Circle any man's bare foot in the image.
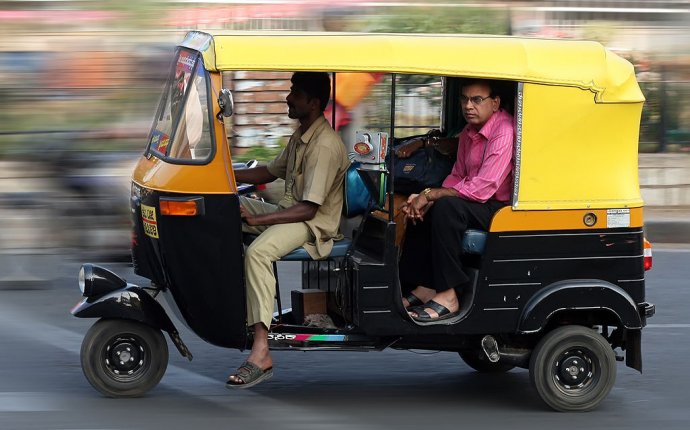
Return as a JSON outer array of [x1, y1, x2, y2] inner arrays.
[[228, 323, 273, 385], [247, 349, 273, 371]]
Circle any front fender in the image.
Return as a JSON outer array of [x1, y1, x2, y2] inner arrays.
[[519, 279, 642, 334], [71, 285, 176, 334]]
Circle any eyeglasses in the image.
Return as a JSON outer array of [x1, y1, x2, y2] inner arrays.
[[460, 95, 493, 105]]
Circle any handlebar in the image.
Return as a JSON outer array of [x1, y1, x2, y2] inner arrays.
[[233, 159, 260, 195]]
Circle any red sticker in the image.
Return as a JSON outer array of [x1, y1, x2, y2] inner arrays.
[[354, 141, 372, 155]]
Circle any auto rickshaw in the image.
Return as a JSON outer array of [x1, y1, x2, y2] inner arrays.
[[71, 30, 655, 411]]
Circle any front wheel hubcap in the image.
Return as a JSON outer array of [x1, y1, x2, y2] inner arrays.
[[103, 337, 147, 380]]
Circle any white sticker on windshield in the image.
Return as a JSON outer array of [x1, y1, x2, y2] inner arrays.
[[607, 209, 630, 228]]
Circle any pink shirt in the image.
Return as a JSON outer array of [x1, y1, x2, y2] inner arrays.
[[442, 109, 514, 203]]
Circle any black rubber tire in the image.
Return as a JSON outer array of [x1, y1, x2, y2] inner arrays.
[[459, 350, 515, 373], [529, 325, 616, 412], [80, 319, 168, 398]]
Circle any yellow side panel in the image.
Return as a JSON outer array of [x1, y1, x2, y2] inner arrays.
[[515, 84, 644, 210], [490, 206, 644, 232]]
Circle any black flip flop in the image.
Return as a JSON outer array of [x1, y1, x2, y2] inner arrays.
[[412, 300, 460, 322]]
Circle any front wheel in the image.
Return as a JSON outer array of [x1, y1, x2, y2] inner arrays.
[[80, 319, 169, 398], [529, 325, 616, 412]]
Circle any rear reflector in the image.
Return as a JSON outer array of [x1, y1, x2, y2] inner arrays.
[[643, 238, 653, 271], [160, 199, 200, 216]]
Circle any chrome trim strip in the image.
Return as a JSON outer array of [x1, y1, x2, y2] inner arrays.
[[488, 282, 542, 287], [494, 254, 643, 263], [483, 307, 519, 311], [617, 278, 645, 283], [362, 310, 391, 314], [512, 82, 523, 209], [647, 324, 690, 328], [362, 286, 389, 290]]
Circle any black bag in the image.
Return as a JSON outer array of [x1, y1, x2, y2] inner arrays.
[[392, 142, 455, 194]]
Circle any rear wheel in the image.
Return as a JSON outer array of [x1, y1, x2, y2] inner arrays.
[[80, 319, 168, 398], [529, 325, 616, 412], [459, 350, 515, 373]]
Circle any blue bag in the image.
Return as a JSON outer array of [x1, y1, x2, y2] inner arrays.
[[342, 162, 372, 217]]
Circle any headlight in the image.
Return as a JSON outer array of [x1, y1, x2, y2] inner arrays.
[[79, 264, 127, 298], [78, 266, 86, 294]]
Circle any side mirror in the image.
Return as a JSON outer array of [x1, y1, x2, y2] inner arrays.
[[218, 88, 234, 117]]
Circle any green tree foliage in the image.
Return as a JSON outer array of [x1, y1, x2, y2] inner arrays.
[[581, 21, 619, 46], [365, 6, 510, 35]]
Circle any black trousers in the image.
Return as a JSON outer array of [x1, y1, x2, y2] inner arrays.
[[399, 197, 506, 295]]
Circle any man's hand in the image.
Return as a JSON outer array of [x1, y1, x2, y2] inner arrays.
[[400, 193, 431, 224], [408, 193, 430, 221], [240, 204, 259, 226]]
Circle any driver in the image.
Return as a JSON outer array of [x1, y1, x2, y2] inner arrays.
[[226, 72, 350, 388]]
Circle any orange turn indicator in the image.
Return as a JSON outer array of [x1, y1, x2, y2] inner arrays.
[[160, 199, 200, 216]]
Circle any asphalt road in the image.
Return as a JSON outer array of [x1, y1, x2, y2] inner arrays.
[[1, 248, 689, 430]]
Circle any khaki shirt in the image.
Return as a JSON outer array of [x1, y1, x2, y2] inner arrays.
[[267, 115, 350, 259]]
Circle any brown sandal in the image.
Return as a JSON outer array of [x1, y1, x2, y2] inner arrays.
[[225, 361, 273, 389]]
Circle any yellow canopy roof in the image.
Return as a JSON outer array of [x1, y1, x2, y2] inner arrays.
[[180, 30, 643, 104]]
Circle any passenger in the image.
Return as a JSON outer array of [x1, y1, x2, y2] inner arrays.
[[395, 79, 514, 159], [227, 72, 350, 388], [399, 79, 514, 322]]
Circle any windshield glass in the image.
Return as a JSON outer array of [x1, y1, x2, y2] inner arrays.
[[148, 48, 213, 162]]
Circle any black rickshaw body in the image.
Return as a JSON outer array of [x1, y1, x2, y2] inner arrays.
[[71, 31, 654, 410]]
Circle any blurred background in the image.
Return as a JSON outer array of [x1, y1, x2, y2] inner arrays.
[[0, 0, 688, 288]]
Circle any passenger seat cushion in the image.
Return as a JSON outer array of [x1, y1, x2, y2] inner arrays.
[[279, 239, 351, 261]]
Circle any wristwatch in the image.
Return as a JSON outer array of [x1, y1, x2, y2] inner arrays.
[[422, 187, 432, 200]]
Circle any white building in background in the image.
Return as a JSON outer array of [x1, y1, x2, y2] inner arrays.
[[510, 0, 690, 57]]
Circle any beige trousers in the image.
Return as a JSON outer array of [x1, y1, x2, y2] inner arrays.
[[240, 197, 313, 329]]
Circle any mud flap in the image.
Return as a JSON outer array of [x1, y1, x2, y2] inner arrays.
[[625, 329, 642, 372]]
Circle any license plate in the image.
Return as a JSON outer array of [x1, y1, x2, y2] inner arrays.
[[141, 204, 159, 238]]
